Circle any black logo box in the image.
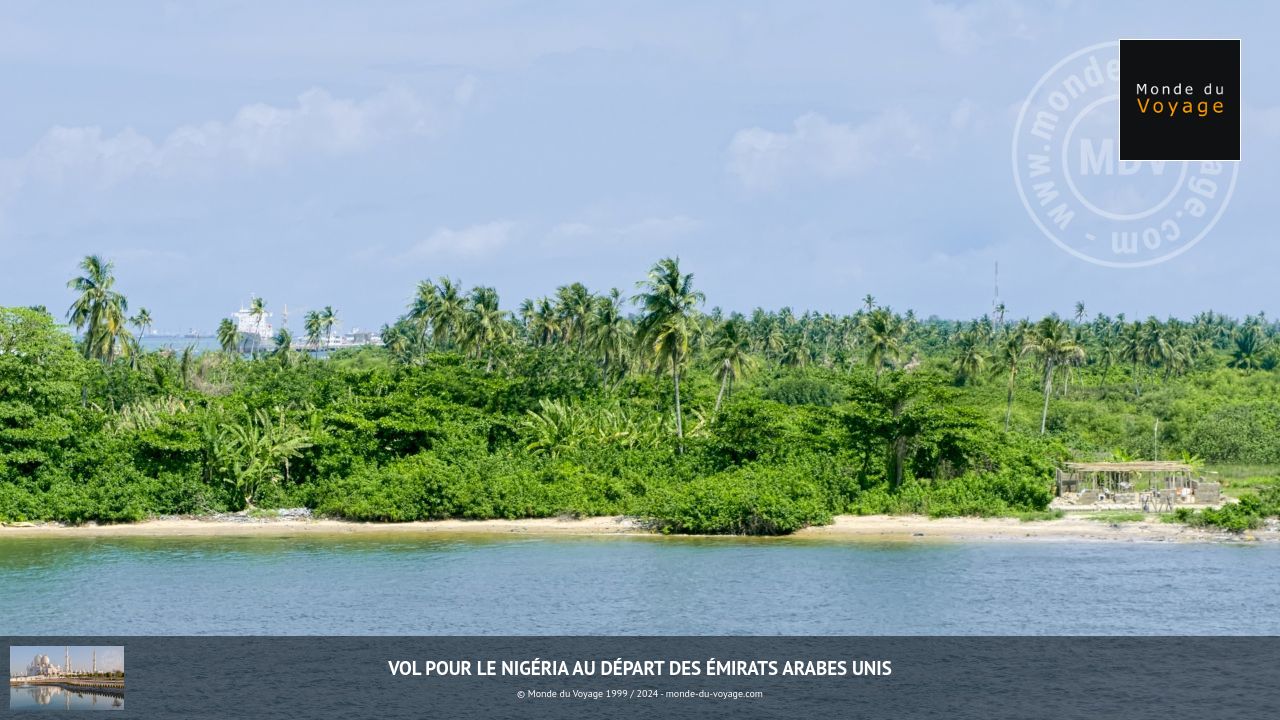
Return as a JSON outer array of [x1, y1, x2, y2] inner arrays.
[[1119, 39, 1240, 161]]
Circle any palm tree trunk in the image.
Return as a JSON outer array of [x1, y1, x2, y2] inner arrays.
[[1004, 367, 1016, 431], [1040, 360, 1055, 434], [892, 436, 907, 488], [889, 399, 907, 488], [714, 361, 729, 414], [672, 356, 684, 450]]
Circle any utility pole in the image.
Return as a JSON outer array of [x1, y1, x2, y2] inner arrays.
[[993, 261, 1000, 315]]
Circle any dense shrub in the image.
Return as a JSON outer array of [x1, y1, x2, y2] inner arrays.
[[314, 452, 629, 522], [645, 464, 833, 535], [1173, 487, 1280, 532], [702, 398, 799, 467], [1184, 404, 1280, 464], [848, 471, 1053, 518], [763, 376, 847, 407]]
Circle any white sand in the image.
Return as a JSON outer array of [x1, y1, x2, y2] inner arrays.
[[1, 513, 1273, 542]]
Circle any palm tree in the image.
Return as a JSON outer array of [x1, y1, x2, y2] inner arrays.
[[1140, 317, 1173, 380], [779, 338, 810, 368], [762, 322, 785, 359], [555, 282, 595, 346], [130, 307, 153, 337], [588, 289, 629, 379], [303, 310, 324, 351], [217, 318, 240, 354], [271, 328, 296, 366], [709, 318, 756, 413], [179, 345, 194, 389], [462, 286, 511, 370], [859, 307, 906, 382], [408, 279, 437, 346], [320, 306, 338, 348], [997, 322, 1028, 430], [1073, 301, 1087, 324], [633, 257, 704, 447], [1094, 321, 1120, 388], [431, 278, 466, 348], [1228, 324, 1270, 371], [952, 329, 988, 385], [1025, 316, 1084, 434], [381, 323, 411, 358], [526, 297, 559, 346], [248, 297, 267, 353], [1119, 321, 1149, 395], [66, 254, 132, 362]]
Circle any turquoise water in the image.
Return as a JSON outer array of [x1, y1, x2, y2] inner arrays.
[[1, 535, 1277, 635]]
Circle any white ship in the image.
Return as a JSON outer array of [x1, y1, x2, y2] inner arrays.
[[233, 300, 273, 348], [227, 298, 381, 351]]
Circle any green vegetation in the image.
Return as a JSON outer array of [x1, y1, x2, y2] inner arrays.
[[1085, 511, 1149, 523], [1171, 488, 1280, 533], [3, 255, 1280, 534], [1010, 510, 1064, 522]]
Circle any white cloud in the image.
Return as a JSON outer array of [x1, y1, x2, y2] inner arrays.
[[1247, 105, 1280, 140], [926, 1, 1045, 55], [405, 221, 516, 260], [949, 98, 978, 131], [4, 86, 442, 194], [726, 111, 927, 191], [453, 75, 478, 107], [548, 214, 699, 244], [927, 3, 984, 55]]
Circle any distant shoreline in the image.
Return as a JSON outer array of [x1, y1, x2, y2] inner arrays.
[[1, 514, 1274, 543]]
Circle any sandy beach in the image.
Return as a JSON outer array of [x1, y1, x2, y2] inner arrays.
[[1, 513, 1274, 543]]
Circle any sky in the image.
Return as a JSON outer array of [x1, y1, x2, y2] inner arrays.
[[9, 646, 124, 676], [0, 1, 1277, 334]]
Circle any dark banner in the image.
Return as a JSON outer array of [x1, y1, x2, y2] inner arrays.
[[5, 636, 1279, 719]]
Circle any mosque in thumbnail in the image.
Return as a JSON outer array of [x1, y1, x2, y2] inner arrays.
[[20, 648, 102, 677]]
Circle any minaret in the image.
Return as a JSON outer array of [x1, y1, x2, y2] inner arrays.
[[93, 649, 97, 674], [65, 647, 69, 676]]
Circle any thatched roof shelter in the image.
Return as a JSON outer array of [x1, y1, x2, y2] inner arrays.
[[1056, 460, 1199, 498], [1063, 461, 1192, 473]]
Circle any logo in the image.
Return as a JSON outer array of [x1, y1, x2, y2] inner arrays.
[[1012, 41, 1238, 268], [1119, 39, 1240, 161]]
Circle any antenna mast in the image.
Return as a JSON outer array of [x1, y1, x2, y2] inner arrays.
[[993, 261, 1000, 314]]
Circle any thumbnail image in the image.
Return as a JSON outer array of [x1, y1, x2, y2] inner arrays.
[[8, 647, 124, 712]]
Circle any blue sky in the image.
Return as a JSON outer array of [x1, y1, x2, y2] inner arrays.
[[9, 646, 124, 676], [0, 1, 1276, 333]]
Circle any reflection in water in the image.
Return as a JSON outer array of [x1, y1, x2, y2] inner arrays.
[[8, 684, 124, 711]]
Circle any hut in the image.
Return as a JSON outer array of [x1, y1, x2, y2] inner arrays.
[[1055, 461, 1216, 509]]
